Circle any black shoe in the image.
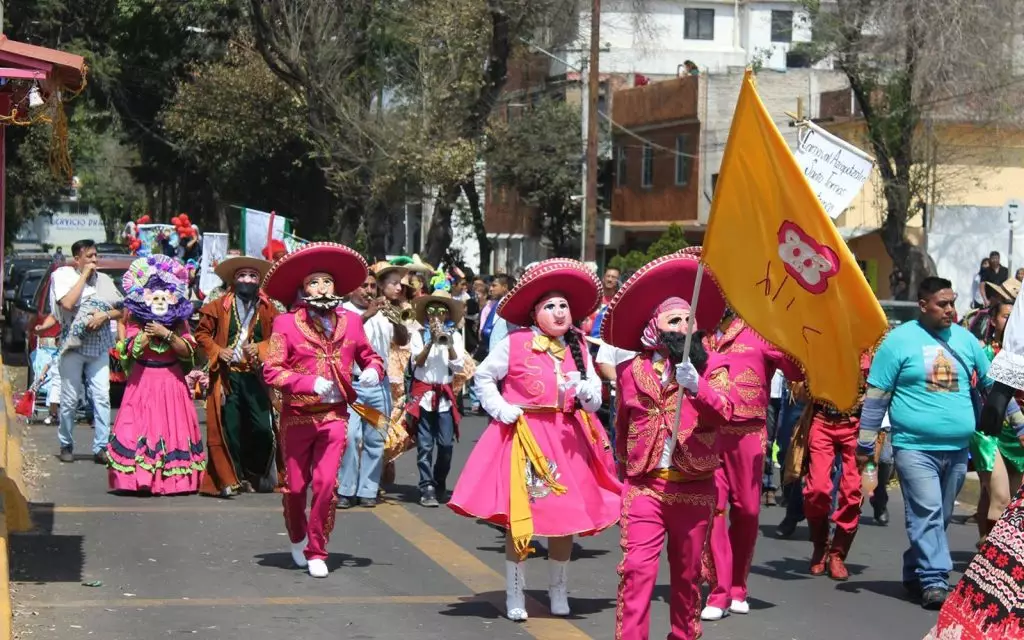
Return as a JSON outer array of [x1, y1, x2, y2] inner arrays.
[[93, 450, 109, 465], [337, 496, 355, 509], [870, 498, 889, 526], [921, 587, 948, 610], [58, 446, 74, 463], [903, 580, 924, 600], [419, 487, 439, 508], [776, 516, 799, 538], [359, 497, 378, 508]]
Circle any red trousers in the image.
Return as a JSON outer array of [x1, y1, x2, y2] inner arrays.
[[617, 476, 716, 640], [281, 417, 348, 561], [706, 429, 764, 609], [802, 415, 862, 533]]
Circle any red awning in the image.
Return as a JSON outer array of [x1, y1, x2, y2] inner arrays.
[[0, 36, 86, 90]]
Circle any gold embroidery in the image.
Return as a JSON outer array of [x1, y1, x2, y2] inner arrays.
[[705, 317, 745, 353], [734, 367, 761, 386], [723, 343, 753, 354], [695, 432, 717, 448], [737, 386, 760, 402], [733, 405, 768, 420], [708, 367, 730, 393], [721, 423, 766, 435]]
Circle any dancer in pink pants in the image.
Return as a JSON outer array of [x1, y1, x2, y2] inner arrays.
[[701, 312, 802, 620], [262, 243, 385, 579], [602, 249, 733, 640]]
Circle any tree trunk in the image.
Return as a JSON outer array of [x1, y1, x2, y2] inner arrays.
[[461, 179, 490, 273], [366, 199, 390, 262], [424, 182, 461, 265]]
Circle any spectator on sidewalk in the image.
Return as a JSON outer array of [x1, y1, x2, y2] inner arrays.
[[50, 239, 124, 464], [980, 251, 1010, 306]]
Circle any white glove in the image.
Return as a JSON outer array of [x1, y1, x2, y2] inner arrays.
[[358, 368, 380, 387], [675, 362, 700, 394], [313, 376, 335, 397], [575, 379, 603, 412], [495, 402, 524, 426]]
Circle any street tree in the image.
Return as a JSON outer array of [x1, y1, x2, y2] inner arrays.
[[802, 0, 1024, 299]]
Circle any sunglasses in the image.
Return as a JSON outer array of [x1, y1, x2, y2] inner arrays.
[[426, 306, 448, 316]]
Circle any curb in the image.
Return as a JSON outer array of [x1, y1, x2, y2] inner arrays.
[[0, 356, 32, 640]]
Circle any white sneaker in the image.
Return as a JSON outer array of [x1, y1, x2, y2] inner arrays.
[[729, 599, 750, 614], [505, 560, 528, 622], [548, 559, 570, 616], [701, 605, 726, 621], [290, 538, 308, 568], [307, 558, 329, 578]]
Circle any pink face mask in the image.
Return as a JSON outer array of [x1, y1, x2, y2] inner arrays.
[[641, 297, 692, 349], [533, 293, 572, 337]]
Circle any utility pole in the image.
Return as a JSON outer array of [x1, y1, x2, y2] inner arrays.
[[581, 0, 600, 263]]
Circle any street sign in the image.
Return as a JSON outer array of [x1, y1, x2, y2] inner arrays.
[[1006, 198, 1024, 228]]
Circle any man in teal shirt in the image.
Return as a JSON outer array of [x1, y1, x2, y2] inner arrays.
[[858, 277, 1024, 610]]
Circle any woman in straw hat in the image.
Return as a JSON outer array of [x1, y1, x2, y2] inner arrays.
[[601, 250, 732, 640], [448, 258, 621, 622], [926, 292, 1024, 640], [261, 243, 386, 579]]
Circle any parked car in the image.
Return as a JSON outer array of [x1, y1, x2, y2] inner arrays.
[[26, 255, 134, 407], [4, 255, 51, 319], [5, 268, 48, 350], [878, 300, 919, 327], [94, 243, 129, 255]]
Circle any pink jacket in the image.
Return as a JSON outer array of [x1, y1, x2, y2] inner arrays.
[[704, 317, 802, 431], [263, 306, 384, 428], [615, 354, 733, 481]]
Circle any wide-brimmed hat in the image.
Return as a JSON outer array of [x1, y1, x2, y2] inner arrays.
[[214, 256, 271, 285], [388, 254, 434, 277], [601, 247, 726, 352], [262, 242, 368, 303], [371, 260, 408, 281], [984, 278, 1021, 302], [413, 289, 465, 325], [497, 258, 601, 327]]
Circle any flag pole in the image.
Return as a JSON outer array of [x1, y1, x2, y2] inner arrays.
[[664, 262, 706, 455]]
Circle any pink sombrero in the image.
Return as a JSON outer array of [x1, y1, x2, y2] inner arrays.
[[262, 242, 368, 303], [496, 258, 601, 327], [601, 247, 726, 352]]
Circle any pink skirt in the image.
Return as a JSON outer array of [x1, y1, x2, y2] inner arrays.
[[448, 410, 621, 537], [107, 362, 206, 495]]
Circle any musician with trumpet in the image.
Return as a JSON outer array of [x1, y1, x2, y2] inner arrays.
[[407, 287, 466, 507]]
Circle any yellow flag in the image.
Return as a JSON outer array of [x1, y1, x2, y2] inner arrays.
[[702, 70, 886, 411]]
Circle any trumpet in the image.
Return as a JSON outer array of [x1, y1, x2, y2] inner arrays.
[[380, 299, 415, 325], [431, 319, 451, 346]]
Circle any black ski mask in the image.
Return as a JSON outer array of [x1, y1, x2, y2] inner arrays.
[[235, 281, 258, 301]]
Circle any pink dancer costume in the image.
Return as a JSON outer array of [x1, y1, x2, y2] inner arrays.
[[261, 243, 384, 578], [702, 315, 803, 619], [448, 258, 621, 622], [107, 255, 206, 495], [603, 249, 733, 640]]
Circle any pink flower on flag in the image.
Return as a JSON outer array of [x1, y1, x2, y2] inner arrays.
[[776, 221, 840, 294]]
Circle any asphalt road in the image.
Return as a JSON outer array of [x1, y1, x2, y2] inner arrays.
[[8, 399, 984, 640]]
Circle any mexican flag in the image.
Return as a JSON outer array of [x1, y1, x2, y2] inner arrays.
[[239, 207, 307, 257]]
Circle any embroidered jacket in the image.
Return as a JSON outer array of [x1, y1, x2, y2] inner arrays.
[[263, 306, 384, 428], [614, 354, 733, 480], [704, 317, 803, 430]]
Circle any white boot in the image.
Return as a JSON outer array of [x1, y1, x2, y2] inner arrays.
[[307, 558, 329, 578], [505, 560, 528, 622], [700, 605, 726, 621], [729, 599, 750, 614], [548, 559, 571, 616], [290, 537, 308, 568]]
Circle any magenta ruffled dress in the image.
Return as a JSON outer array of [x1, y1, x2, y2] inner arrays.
[[107, 324, 206, 494], [448, 329, 621, 537]]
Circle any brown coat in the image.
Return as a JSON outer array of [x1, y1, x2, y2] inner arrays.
[[194, 293, 279, 495]]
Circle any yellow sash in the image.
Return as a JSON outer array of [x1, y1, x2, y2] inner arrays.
[[509, 415, 567, 559]]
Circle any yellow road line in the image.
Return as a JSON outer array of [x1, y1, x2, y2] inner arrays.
[[374, 502, 593, 640], [24, 594, 474, 609]]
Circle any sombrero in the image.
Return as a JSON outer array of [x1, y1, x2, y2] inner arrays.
[[497, 258, 601, 327], [262, 242, 368, 304], [601, 247, 726, 352], [214, 256, 271, 285], [389, 254, 434, 277], [413, 289, 465, 325], [984, 278, 1021, 303], [371, 260, 408, 281]]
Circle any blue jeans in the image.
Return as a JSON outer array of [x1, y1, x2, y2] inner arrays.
[[58, 350, 110, 454], [894, 447, 968, 590], [416, 409, 455, 493], [338, 378, 392, 499], [872, 429, 894, 510], [776, 394, 807, 521]]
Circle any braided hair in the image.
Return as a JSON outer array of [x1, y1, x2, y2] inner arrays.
[[567, 329, 588, 381]]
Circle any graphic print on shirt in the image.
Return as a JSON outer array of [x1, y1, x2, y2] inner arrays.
[[923, 345, 959, 393]]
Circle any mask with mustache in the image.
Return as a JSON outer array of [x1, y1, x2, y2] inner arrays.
[[659, 330, 708, 373], [235, 282, 258, 301], [303, 293, 344, 311]]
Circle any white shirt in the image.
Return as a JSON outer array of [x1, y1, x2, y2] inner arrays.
[[596, 343, 637, 368], [474, 327, 601, 419], [410, 326, 466, 412], [49, 266, 118, 336], [770, 370, 785, 399], [343, 301, 393, 377]]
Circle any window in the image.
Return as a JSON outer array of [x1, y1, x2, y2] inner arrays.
[[641, 143, 654, 188], [684, 8, 715, 41], [616, 145, 627, 186], [771, 10, 793, 43], [675, 135, 693, 186]]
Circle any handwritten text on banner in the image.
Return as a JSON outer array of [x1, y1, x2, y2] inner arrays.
[[794, 122, 873, 219]]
